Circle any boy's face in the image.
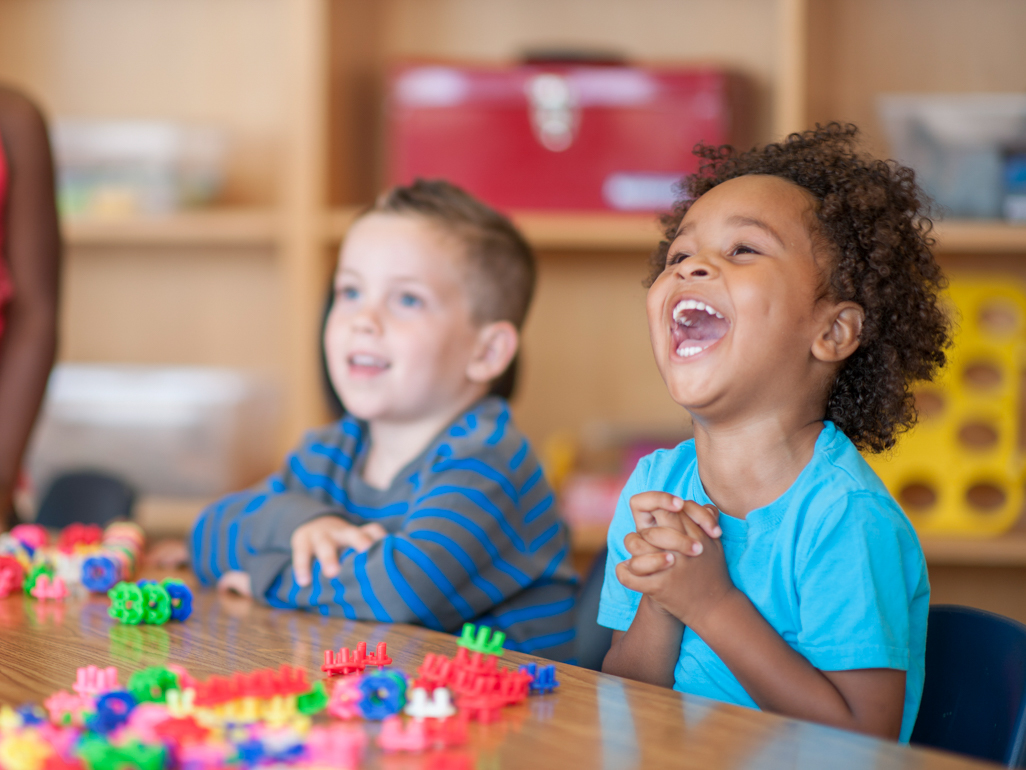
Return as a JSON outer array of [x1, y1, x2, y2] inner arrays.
[[325, 213, 486, 424], [647, 174, 844, 423]]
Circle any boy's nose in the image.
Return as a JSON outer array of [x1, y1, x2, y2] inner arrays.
[[351, 306, 384, 334]]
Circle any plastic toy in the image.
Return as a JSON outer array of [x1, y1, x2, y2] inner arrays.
[[152, 715, 210, 745], [378, 716, 433, 752], [296, 681, 328, 715], [87, 691, 136, 734], [457, 622, 506, 656], [127, 667, 179, 704], [140, 582, 171, 624], [72, 665, 119, 696], [326, 676, 364, 720], [868, 277, 1026, 534], [42, 691, 93, 727], [520, 662, 560, 694], [30, 574, 69, 601], [23, 563, 55, 595], [57, 523, 103, 553], [81, 521, 144, 592], [305, 724, 367, 768], [358, 671, 408, 720], [76, 736, 165, 770], [321, 641, 392, 676], [107, 582, 145, 624], [10, 523, 48, 552], [404, 686, 457, 720], [0, 555, 25, 598], [161, 579, 193, 621]]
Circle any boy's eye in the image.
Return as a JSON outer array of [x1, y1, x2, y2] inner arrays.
[[337, 285, 359, 301], [397, 292, 423, 309]]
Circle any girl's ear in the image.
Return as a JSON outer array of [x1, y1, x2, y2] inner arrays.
[[812, 302, 864, 363], [467, 321, 520, 384]]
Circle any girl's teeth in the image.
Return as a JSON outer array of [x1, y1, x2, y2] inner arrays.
[[672, 298, 725, 321], [676, 345, 704, 358]]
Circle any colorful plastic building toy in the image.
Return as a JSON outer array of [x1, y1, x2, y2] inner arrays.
[[76, 736, 165, 770], [295, 680, 329, 716], [81, 521, 145, 593], [23, 563, 55, 595], [305, 724, 367, 767], [108, 582, 145, 624], [161, 579, 193, 621], [520, 662, 560, 694], [87, 691, 136, 734], [72, 665, 119, 696], [358, 671, 408, 720], [321, 640, 392, 676], [82, 555, 120, 593], [30, 574, 69, 601], [378, 716, 433, 752], [326, 676, 364, 720], [0, 555, 25, 598], [127, 667, 179, 704], [457, 622, 506, 656], [57, 523, 102, 553], [10, 523, 48, 552], [140, 582, 171, 624], [42, 690, 93, 727], [404, 686, 457, 720]]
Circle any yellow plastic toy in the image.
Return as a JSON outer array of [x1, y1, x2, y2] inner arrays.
[[867, 275, 1026, 536]]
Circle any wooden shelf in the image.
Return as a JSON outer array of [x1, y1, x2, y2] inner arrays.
[[323, 208, 662, 252], [63, 208, 281, 248], [933, 221, 1026, 255], [570, 523, 1026, 567]]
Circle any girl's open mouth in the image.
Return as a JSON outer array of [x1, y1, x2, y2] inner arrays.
[[671, 298, 730, 358]]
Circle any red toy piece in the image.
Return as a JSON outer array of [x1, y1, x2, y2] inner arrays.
[[57, 523, 103, 553], [30, 574, 68, 601], [42, 756, 85, 770], [153, 716, 210, 745], [192, 665, 310, 706], [456, 688, 507, 723], [322, 641, 392, 676], [0, 555, 25, 598]]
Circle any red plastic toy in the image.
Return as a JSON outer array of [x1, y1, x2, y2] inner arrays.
[[57, 523, 103, 553], [191, 665, 310, 707], [0, 555, 25, 598], [321, 641, 393, 676]]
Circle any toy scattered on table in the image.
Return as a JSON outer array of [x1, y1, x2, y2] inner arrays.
[[107, 578, 192, 625], [28, 573, 68, 601], [0, 555, 25, 598], [457, 621, 506, 656], [0, 624, 558, 769], [81, 521, 144, 593]]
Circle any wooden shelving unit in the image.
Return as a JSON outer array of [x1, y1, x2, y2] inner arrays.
[[63, 208, 281, 248]]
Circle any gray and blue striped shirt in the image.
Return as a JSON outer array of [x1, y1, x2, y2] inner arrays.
[[190, 397, 578, 661]]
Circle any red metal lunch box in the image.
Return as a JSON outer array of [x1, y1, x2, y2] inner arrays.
[[386, 62, 754, 212]]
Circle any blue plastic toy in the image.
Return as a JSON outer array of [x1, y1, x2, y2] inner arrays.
[[519, 662, 560, 694], [358, 671, 407, 720]]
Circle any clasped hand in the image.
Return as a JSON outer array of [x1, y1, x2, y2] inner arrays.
[[615, 492, 736, 629]]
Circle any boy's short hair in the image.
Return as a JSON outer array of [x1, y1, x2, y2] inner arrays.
[[372, 179, 536, 331], [652, 123, 951, 453]]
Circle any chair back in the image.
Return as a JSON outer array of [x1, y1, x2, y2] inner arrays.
[[911, 604, 1026, 767], [34, 471, 135, 529], [575, 546, 614, 670]]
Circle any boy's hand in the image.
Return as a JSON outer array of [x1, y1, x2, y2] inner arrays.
[[218, 570, 253, 598], [291, 516, 388, 587], [617, 510, 735, 628]]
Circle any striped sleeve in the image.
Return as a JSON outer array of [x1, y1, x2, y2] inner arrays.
[[188, 425, 356, 587], [263, 409, 577, 658]]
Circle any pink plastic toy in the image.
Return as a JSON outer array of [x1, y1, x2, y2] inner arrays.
[[126, 703, 172, 743], [10, 523, 48, 551], [306, 724, 367, 768], [42, 690, 93, 726], [72, 665, 119, 696], [326, 676, 364, 720], [379, 716, 431, 752], [322, 641, 393, 676], [30, 574, 68, 601]]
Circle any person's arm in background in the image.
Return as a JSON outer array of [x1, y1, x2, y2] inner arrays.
[[0, 87, 60, 531]]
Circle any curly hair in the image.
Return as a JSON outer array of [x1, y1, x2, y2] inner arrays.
[[650, 123, 951, 453]]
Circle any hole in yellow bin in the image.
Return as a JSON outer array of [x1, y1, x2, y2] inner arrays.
[[966, 482, 1007, 513], [958, 421, 1000, 450], [899, 482, 937, 511], [979, 300, 1021, 336], [914, 389, 945, 419], [963, 361, 1003, 390]]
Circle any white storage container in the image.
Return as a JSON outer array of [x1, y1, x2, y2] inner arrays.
[[51, 120, 227, 217], [26, 365, 279, 497], [877, 94, 1026, 219]]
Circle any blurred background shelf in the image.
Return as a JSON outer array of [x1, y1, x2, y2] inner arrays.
[[933, 221, 1026, 255], [63, 208, 281, 247]]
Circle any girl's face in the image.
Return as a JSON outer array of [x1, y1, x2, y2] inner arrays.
[[324, 213, 485, 425], [647, 174, 845, 426]]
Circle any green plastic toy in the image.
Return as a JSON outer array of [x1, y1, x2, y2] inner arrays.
[[77, 736, 166, 770], [296, 681, 328, 715], [140, 583, 171, 625], [22, 563, 54, 595], [128, 667, 179, 704], [457, 622, 506, 656], [107, 582, 145, 625]]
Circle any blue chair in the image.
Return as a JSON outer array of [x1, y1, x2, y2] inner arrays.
[[575, 546, 614, 670], [911, 604, 1026, 767], [34, 470, 135, 529]]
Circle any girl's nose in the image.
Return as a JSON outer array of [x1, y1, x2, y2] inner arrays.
[[677, 253, 719, 280]]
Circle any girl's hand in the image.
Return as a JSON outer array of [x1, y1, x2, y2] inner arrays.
[[290, 516, 387, 587], [629, 492, 722, 539], [617, 511, 735, 628]]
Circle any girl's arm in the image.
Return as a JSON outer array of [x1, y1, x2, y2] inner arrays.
[[625, 519, 906, 738], [0, 88, 60, 530], [601, 600, 682, 687]]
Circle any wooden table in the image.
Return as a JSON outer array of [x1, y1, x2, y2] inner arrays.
[[0, 571, 996, 769]]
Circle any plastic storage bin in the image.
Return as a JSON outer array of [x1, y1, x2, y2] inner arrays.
[[51, 120, 227, 217], [877, 94, 1026, 219], [26, 365, 279, 498]]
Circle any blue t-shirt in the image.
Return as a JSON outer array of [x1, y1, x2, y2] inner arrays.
[[598, 421, 929, 742]]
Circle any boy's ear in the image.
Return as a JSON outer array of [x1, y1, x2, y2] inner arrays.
[[812, 301, 864, 363], [467, 321, 519, 384]]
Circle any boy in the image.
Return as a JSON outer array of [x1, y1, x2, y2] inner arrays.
[[191, 180, 577, 661], [600, 125, 950, 739]]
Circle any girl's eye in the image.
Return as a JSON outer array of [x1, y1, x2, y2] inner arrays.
[[398, 292, 423, 309], [667, 251, 690, 266], [730, 245, 758, 257]]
